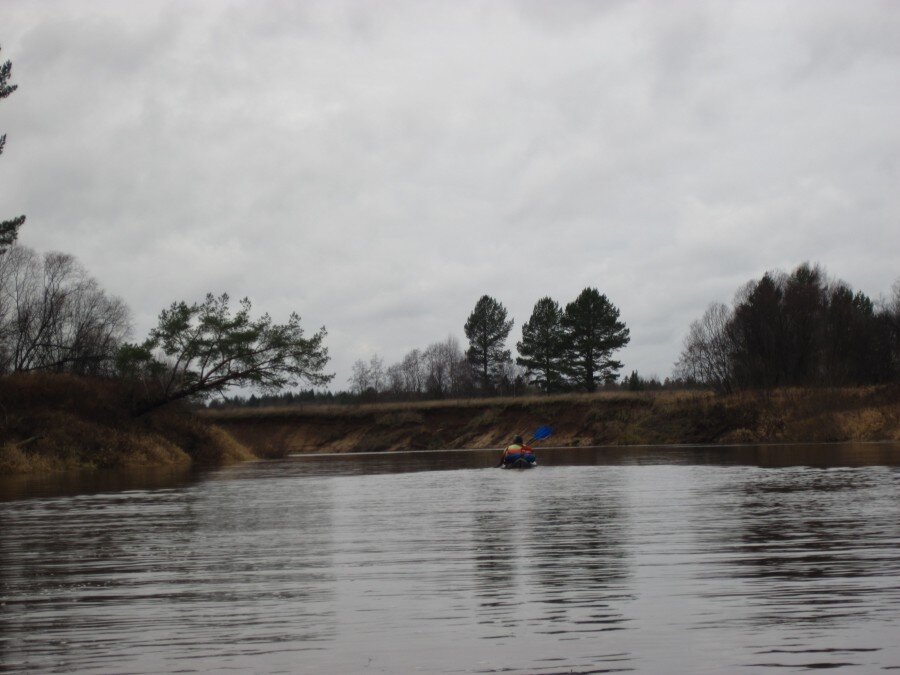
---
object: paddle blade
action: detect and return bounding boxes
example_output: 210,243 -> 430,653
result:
532,425 -> 554,441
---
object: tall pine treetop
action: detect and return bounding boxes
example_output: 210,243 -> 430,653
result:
464,294 -> 513,391
1,43 -> 25,254
561,288 -> 630,391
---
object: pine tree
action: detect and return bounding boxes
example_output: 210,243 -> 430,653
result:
118,293 -> 333,415
1,44 -> 25,253
561,288 -> 630,391
464,295 -> 513,391
516,297 -> 566,393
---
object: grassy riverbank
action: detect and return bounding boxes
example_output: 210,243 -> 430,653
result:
3,373 -> 899,475
208,385 -> 900,456
0,374 -> 254,474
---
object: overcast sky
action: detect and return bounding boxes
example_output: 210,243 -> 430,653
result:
2,0 -> 899,389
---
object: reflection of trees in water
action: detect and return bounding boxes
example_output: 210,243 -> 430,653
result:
0,489 -> 205,670
179,470 -> 339,644
699,467 -> 900,628
471,509 -> 519,626
295,448 -> 497,477
469,473 -> 633,639
0,466 -> 341,671
525,487 -> 633,633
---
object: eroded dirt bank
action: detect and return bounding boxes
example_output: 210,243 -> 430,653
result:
206,386 -> 900,456
0,374 -> 255,474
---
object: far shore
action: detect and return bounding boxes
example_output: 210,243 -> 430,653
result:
3,375 -> 898,476
206,386 -> 900,456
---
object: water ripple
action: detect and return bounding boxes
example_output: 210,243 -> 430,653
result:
2,444 -> 900,673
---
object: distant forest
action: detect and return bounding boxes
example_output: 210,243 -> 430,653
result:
204,370 -> 669,410
676,263 -> 900,393
210,288 -> 644,408
214,263 -> 900,409
3,240 -> 897,411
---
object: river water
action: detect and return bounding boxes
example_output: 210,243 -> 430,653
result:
2,443 -> 900,674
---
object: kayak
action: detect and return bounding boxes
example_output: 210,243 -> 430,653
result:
501,457 -> 537,469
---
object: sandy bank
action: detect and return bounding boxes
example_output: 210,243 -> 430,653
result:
206,386 -> 900,455
0,373 -> 255,474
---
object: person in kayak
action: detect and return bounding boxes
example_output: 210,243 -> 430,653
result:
499,435 -> 536,467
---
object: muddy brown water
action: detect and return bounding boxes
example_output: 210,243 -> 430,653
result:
2,443 -> 899,673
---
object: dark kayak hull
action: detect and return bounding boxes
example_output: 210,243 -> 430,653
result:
501,458 -> 537,469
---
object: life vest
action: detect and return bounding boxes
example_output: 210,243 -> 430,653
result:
504,443 -> 534,461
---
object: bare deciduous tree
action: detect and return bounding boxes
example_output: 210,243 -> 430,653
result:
0,246 -> 131,374
348,354 -> 385,397
400,348 -> 425,395
423,335 -> 470,398
385,362 -> 406,397
674,302 -> 734,393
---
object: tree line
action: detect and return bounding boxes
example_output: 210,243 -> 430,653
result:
1,245 -> 333,413
12,240 -> 896,413
348,287 -> 631,401
348,335 -> 478,401
675,263 -> 900,393
207,388 -> 359,409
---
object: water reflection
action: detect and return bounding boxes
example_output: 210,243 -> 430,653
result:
539,441 -> 900,468
0,470 -> 340,673
705,468 -> 900,614
1,443 -> 899,673
471,504 -> 518,622
525,475 -> 632,634
0,464 -> 200,502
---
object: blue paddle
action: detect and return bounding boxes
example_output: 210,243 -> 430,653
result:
529,425 -> 554,444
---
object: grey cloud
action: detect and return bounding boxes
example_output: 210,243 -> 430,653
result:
1,0 -> 898,386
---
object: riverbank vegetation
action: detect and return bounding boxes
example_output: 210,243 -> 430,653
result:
4,255 -> 898,474
0,247 -> 333,473
207,385 -> 900,455
5,375 -> 897,474
0,373 -> 255,474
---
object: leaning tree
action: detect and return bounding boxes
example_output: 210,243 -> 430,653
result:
118,293 -> 332,415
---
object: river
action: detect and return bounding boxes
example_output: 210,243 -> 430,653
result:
2,443 -> 899,673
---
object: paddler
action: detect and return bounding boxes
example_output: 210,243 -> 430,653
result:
498,435 -> 536,467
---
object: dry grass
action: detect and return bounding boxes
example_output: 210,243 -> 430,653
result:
211,384 -> 900,454
4,373 -> 898,472
0,373 -> 255,475
203,389 -> 712,420
0,442 -> 57,474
